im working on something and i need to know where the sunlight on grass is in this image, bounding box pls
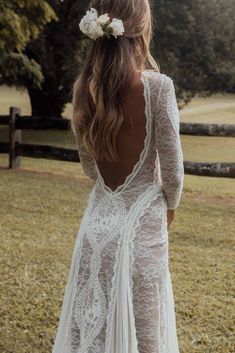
[181,136,235,162]
[0,166,234,353]
[180,93,235,124]
[0,167,92,353]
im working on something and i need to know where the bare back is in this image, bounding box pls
[75,69,184,210]
[95,71,147,192]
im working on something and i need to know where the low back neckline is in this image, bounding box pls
[94,70,152,196]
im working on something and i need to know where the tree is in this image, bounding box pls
[153,0,235,103]
[26,0,235,115]
[0,0,57,89]
[1,0,234,116]
[25,0,90,117]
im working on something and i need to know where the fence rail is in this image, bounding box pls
[180,122,235,137]
[15,116,71,130]
[16,143,80,163]
[0,107,234,178]
[1,113,235,136]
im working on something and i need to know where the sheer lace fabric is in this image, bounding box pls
[52,70,184,353]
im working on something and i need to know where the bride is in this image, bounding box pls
[52,0,184,352]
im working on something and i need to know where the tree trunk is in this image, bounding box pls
[27,84,65,118]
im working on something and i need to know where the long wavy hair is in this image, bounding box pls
[72,0,159,162]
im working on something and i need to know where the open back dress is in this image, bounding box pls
[52,70,184,353]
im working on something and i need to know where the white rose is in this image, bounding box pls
[79,17,88,34]
[85,8,98,22]
[89,20,104,40]
[79,8,98,37]
[109,18,125,38]
[97,13,110,26]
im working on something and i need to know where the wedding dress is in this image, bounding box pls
[52,70,184,353]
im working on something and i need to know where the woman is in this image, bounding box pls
[52,0,184,352]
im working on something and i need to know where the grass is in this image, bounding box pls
[180,93,235,124]
[181,136,235,163]
[0,87,234,353]
[0,164,234,353]
[0,165,92,353]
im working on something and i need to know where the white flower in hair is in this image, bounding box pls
[89,19,103,39]
[97,13,110,25]
[79,7,125,40]
[109,18,125,38]
[79,8,97,32]
[79,8,101,40]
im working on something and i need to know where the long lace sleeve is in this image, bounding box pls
[74,131,98,181]
[155,75,184,210]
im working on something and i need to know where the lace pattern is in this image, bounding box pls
[152,73,184,210]
[52,70,184,353]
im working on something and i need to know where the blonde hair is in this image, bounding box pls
[72,0,159,162]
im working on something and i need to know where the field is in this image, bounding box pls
[0,86,234,353]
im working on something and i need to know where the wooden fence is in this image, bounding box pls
[0,106,235,178]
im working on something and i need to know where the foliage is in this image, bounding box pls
[0,0,57,88]
[0,0,234,115]
[23,0,235,115]
[154,0,235,103]
[24,0,90,116]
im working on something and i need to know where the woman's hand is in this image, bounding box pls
[167,209,175,230]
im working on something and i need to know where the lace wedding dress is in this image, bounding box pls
[52,70,184,353]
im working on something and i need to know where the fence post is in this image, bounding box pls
[9,107,21,169]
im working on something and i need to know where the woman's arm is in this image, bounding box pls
[156,75,184,211]
[167,209,175,230]
[74,130,98,181]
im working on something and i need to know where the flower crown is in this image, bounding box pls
[79,8,125,40]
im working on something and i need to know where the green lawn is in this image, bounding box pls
[180,93,235,124]
[0,163,234,353]
[0,87,234,353]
